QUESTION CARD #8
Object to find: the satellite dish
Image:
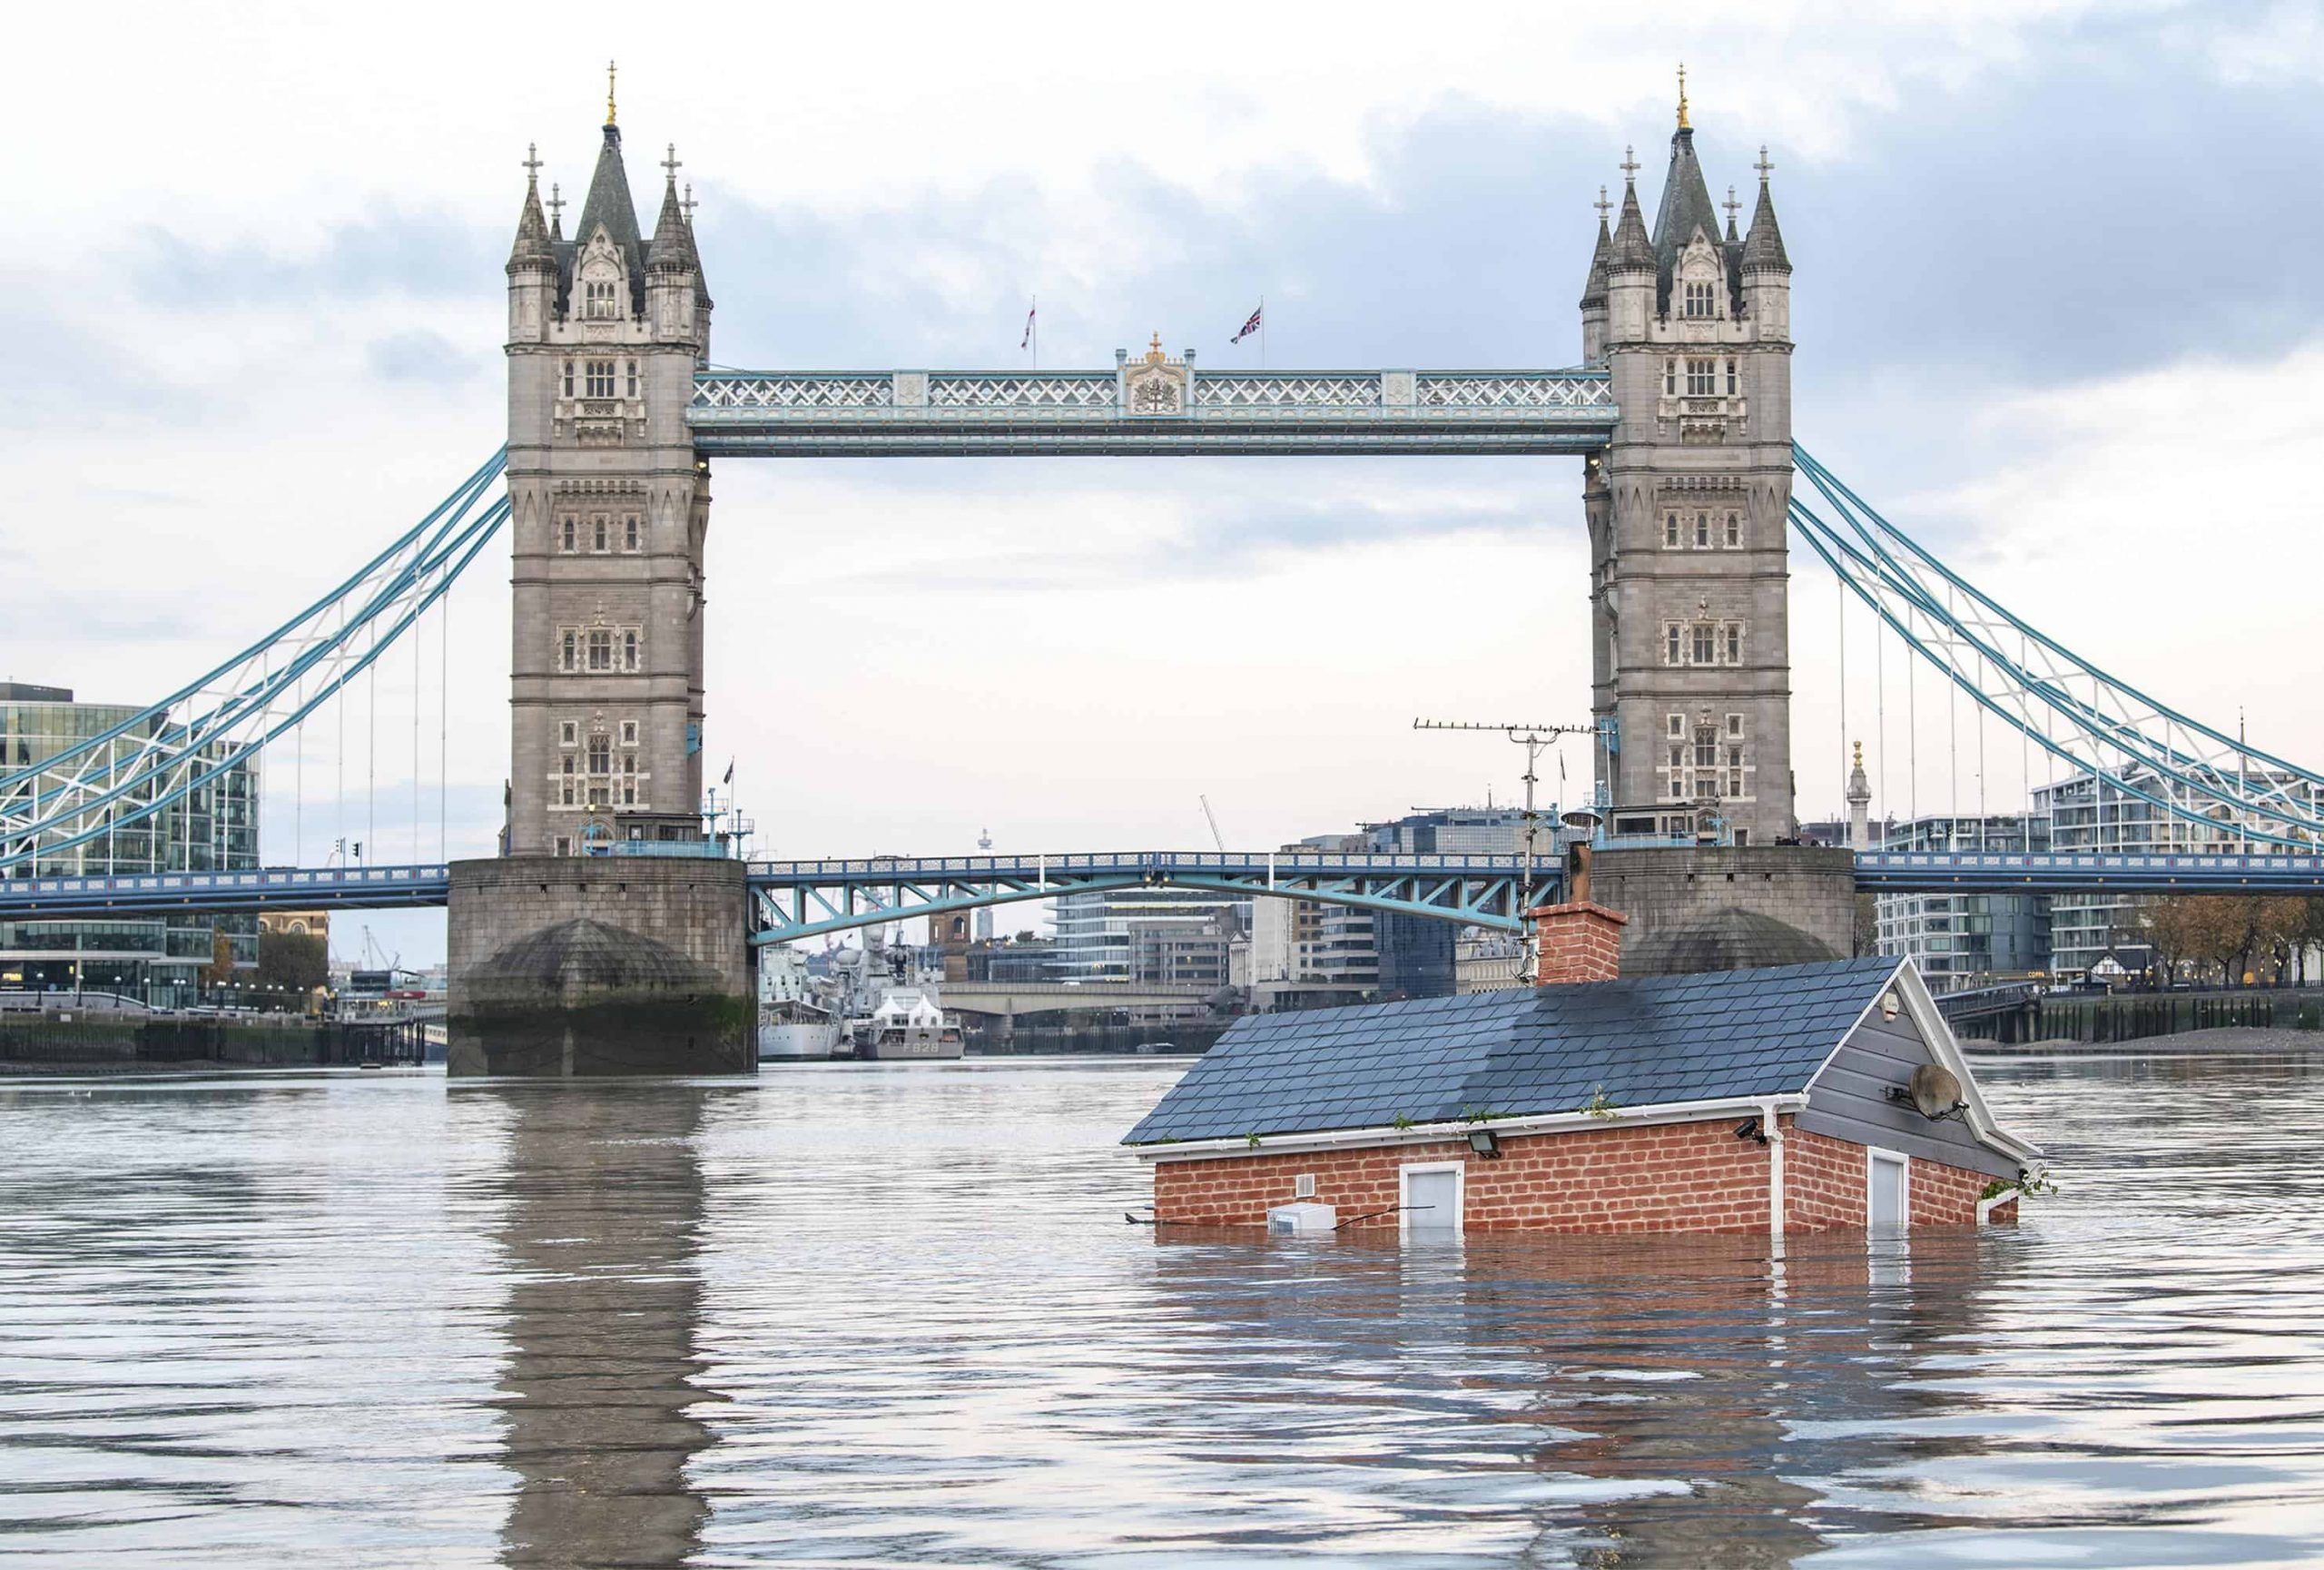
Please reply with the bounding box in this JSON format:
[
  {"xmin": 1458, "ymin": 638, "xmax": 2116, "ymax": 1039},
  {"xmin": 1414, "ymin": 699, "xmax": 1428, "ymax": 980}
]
[
  {"xmin": 1906, "ymin": 1063, "xmax": 1963, "ymax": 1121},
  {"xmin": 1560, "ymin": 810, "xmax": 1601, "ymax": 831}
]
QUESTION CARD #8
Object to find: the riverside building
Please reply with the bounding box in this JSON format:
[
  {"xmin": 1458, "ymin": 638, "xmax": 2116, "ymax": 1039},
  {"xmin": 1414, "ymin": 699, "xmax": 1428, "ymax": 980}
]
[
  {"xmin": 2035, "ymin": 766, "xmax": 2324, "ymax": 978},
  {"xmin": 0, "ymin": 685, "xmax": 259, "ymax": 1006}
]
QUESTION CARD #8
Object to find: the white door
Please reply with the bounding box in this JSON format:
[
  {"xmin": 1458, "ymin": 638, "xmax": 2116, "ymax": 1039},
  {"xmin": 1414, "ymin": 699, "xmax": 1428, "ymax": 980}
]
[
  {"xmin": 1867, "ymin": 1149, "xmax": 1909, "ymax": 1236},
  {"xmin": 1401, "ymin": 1164, "xmax": 1463, "ymax": 1239}
]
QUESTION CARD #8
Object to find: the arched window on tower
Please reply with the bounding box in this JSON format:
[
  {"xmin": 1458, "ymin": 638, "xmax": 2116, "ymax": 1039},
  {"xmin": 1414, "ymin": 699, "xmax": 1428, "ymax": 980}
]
[
  {"xmin": 585, "ymin": 277, "xmax": 619, "ymax": 321},
  {"xmin": 622, "ymin": 629, "xmax": 639, "ymax": 671},
  {"xmin": 1684, "ymin": 280, "xmax": 1716, "ymax": 319},
  {"xmin": 586, "ymin": 736, "xmax": 612, "ymax": 776}
]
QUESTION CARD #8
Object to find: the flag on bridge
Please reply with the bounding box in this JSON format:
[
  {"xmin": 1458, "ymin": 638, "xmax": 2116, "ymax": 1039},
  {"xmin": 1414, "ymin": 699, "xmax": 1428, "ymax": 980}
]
[
  {"xmin": 1230, "ymin": 303, "xmax": 1263, "ymax": 344},
  {"xmin": 1020, "ymin": 301, "xmax": 1037, "ymax": 351},
  {"xmin": 724, "ymin": 758, "xmax": 734, "ymax": 786}
]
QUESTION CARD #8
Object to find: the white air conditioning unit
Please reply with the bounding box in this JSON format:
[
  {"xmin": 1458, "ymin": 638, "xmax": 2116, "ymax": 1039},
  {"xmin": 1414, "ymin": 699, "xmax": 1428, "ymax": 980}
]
[{"xmin": 1267, "ymin": 1202, "xmax": 1337, "ymax": 1236}]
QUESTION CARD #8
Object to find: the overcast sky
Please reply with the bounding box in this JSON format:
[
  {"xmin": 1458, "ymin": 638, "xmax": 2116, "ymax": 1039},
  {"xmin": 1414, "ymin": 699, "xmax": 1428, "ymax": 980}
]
[{"xmin": 10, "ymin": 1, "xmax": 2324, "ymax": 963}]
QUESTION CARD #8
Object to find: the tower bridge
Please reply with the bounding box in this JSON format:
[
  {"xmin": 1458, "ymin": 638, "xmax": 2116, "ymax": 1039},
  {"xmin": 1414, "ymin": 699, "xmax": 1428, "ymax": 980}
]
[{"xmin": 7, "ymin": 80, "xmax": 2324, "ymax": 1073}]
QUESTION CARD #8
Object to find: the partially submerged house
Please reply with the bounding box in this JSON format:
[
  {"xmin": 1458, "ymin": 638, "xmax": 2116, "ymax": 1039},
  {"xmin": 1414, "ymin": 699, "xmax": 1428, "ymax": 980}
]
[{"xmin": 1125, "ymin": 901, "xmax": 2040, "ymax": 1237}]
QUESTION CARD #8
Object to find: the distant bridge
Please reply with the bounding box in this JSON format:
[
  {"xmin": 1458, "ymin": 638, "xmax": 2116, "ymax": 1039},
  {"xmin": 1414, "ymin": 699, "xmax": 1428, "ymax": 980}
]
[
  {"xmin": 942, "ymin": 981, "xmax": 1218, "ymax": 1018},
  {"xmin": 7, "ymin": 849, "xmax": 2324, "ymax": 929}
]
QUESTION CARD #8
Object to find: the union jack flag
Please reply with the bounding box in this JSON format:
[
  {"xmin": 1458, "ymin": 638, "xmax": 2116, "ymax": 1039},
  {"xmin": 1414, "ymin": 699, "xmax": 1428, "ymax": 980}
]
[
  {"xmin": 1021, "ymin": 303, "xmax": 1037, "ymax": 350},
  {"xmin": 1230, "ymin": 304, "xmax": 1263, "ymax": 343}
]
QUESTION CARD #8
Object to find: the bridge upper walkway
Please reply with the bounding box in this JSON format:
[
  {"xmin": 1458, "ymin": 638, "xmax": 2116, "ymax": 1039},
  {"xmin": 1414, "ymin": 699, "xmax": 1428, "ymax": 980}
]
[
  {"xmin": 687, "ymin": 368, "xmax": 1618, "ymax": 457},
  {"xmin": 6, "ymin": 849, "xmax": 2324, "ymax": 929}
]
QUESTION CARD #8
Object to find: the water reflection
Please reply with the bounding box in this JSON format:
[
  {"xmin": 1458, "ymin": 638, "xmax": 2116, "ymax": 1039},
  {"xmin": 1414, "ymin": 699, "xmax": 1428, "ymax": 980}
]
[
  {"xmin": 468, "ymin": 1084, "xmax": 717, "ymax": 1568},
  {"xmin": 5, "ymin": 1056, "xmax": 2324, "ymax": 1565}
]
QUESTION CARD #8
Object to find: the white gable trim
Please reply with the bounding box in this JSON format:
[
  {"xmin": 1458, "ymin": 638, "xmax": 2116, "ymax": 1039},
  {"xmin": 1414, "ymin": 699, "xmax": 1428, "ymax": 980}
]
[{"xmin": 1131, "ymin": 1092, "xmax": 1808, "ymax": 1165}]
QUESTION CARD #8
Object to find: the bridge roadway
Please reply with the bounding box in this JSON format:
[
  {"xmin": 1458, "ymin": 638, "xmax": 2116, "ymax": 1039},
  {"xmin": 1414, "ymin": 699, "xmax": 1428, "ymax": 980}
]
[{"xmin": 5, "ymin": 848, "xmax": 2324, "ymax": 926}]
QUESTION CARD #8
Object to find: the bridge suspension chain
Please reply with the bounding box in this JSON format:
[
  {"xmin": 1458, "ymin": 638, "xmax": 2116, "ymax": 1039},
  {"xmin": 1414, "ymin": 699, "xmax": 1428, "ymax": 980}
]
[
  {"xmin": 0, "ymin": 450, "xmax": 509, "ymax": 873},
  {"xmin": 1791, "ymin": 443, "xmax": 2324, "ymax": 849}
]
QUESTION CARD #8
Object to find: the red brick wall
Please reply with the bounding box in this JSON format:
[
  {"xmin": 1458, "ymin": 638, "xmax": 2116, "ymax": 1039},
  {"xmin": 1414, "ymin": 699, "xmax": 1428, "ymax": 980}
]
[
  {"xmin": 1783, "ymin": 1124, "xmax": 2011, "ymax": 1229},
  {"xmin": 1784, "ymin": 1124, "xmax": 1866, "ymax": 1229},
  {"xmin": 1154, "ymin": 1118, "xmax": 1773, "ymax": 1234},
  {"xmin": 1151, "ymin": 1115, "xmax": 2014, "ymax": 1233}
]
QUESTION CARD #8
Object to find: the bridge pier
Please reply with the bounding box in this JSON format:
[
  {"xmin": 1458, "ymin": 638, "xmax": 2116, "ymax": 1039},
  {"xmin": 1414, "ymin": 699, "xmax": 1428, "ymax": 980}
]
[
  {"xmin": 1587, "ymin": 845, "xmax": 1857, "ymax": 972},
  {"xmin": 446, "ymin": 857, "xmax": 753, "ymax": 1077}
]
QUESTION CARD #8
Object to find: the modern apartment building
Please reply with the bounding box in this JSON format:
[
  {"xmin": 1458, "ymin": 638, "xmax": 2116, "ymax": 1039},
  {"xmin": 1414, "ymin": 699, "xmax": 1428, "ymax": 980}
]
[
  {"xmin": 2035, "ymin": 765, "xmax": 2324, "ymax": 977},
  {"xmin": 1871, "ymin": 815, "xmax": 2051, "ymax": 991}
]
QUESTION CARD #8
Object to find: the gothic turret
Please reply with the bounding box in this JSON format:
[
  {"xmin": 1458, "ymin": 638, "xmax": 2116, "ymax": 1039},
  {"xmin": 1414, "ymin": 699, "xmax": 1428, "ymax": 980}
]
[
  {"xmin": 1742, "ymin": 153, "xmax": 1791, "ymax": 340},
  {"xmin": 507, "ymin": 147, "xmax": 556, "ymax": 344},
  {"xmin": 1606, "ymin": 164, "xmax": 1656, "ymax": 342},
  {"xmin": 1579, "ymin": 202, "xmax": 1611, "ymax": 363},
  {"xmin": 646, "ymin": 156, "xmax": 702, "ymax": 348}
]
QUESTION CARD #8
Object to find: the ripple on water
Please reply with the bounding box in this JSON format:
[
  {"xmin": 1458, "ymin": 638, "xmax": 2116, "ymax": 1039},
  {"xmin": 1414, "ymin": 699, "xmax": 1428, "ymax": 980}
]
[{"xmin": 0, "ymin": 1052, "xmax": 2320, "ymax": 1565}]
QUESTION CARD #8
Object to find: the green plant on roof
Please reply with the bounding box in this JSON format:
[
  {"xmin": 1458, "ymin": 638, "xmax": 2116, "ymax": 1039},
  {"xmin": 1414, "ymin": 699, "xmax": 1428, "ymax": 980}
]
[
  {"xmin": 1582, "ymin": 1085, "xmax": 1620, "ymax": 1121},
  {"xmin": 1392, "ymin": 1113, "xmax": 1416, "ymax": 1131},
  {"xmin": 1458, "ymin": 1105, "xmax": 1502, "ymax": 1124},
  {"xmin": 1246, "ymin": 1131, "xmax": 1263, "ymax": 1149}
]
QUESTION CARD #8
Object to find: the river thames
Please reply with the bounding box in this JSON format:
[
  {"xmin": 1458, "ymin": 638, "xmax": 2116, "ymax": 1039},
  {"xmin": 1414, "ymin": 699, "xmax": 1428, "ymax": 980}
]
[{"xmin": 3, "ymin": 1049, "xmax": 2320, "ymax": 1567}]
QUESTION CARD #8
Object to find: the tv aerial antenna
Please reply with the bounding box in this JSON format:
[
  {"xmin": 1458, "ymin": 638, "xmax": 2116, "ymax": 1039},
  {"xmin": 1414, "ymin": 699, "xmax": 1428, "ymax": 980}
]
[{"xmin": 1411, "ymin": 719, "xmax": 1593, "ymax": 906}]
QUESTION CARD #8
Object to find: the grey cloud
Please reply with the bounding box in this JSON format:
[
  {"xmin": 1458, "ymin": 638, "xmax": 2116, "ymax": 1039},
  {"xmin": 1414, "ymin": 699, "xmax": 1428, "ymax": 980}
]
[
  {"xmin": 131, "ymin": 206, "xmax": 497, "ymax": 307},
  {"xmin": 367, "ymin": 329, "xmax": 475, "ymax": 386},
  {"xmin": 0, "ymin": 307, "xmax": 204, "ymax": 432}
]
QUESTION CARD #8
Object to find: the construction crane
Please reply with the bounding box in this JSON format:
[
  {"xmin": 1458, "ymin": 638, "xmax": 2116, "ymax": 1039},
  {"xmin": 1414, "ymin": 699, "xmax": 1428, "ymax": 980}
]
[
  {"xmin": 1411, "ymin": 719, "xmax": 1593, "ymax": 905},
  {"xmin": 1198, "ymin": 795, "xmax": 1227, "ymax": 853}
]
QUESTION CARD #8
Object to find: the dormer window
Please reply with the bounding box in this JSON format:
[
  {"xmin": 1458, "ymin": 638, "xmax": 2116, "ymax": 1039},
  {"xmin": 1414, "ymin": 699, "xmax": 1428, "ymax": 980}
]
[
  {"xmin": 585, "ymin": 277, "xmax": 619, "ymax": 321},
  {"xmin": 1684, "ymin": 280, "xmax": 1717, "ymax": 319}
]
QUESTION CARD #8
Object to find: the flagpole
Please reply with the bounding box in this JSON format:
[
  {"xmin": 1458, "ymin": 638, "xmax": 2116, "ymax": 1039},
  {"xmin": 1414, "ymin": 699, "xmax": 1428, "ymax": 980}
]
[
  {"xmin": 1259, "ymin": 295, "xmax": 1266, "ymax": 370},
  {"xmin": 1031, "ymin": 294, "xmax": 1038, "ymax": 372}
]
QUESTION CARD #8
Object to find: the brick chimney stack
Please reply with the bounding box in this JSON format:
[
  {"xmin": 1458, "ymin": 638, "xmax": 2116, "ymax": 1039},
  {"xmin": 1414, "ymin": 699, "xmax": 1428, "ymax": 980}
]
[
  {"xmin": 1526, "ymin": 900, "xmax": 1629, "ymax": 985},
  {"xmin": 1525, "ymin": 843, "xmax": 1627, "ymax": 985}
]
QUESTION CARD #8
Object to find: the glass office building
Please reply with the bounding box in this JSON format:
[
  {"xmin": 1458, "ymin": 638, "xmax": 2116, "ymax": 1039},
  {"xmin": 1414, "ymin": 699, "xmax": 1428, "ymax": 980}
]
[
  {"xmin": 1049, "ymin": 885, "xmax": 1251, "ymax": 983},
  {"xmin": 0, "ymin": 685, "xmax": 259, "ymax": 1005}
]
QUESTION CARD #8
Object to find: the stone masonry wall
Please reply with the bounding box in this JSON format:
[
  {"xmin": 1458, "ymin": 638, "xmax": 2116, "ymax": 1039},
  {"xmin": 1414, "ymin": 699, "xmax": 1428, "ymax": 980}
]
[
  {"xmin": 1150, "ymin": 1114, "xmax": 2010, "ymax": 1234},
  {"xmin": 447, "ymin": 855, "xmax": 750, "ymax": 1075},
  {"xmin": 448, "ymin": 856, "xmax": 747, "ymax": 997},
  {"xmin": 1590, "ymin": 844, "xmax": 1857, "ymax": 967}
]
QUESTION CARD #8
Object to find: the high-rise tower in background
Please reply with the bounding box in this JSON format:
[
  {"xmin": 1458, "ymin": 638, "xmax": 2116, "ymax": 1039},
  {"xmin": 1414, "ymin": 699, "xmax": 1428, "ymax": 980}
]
[
  {"xmin": 1581, "ymin": 87, "xmax": 1795, "ymax": 845},
  {"xmin": 503, "ymin": 82, "xmax": 714, "ymax": 854}
]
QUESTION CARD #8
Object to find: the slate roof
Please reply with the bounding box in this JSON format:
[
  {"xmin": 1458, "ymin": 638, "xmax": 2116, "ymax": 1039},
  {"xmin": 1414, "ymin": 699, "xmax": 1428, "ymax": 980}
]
[
  {"xmin": 1122, "ymin": 956, "xmax": 1904, "ymax": 1146},
  {"xmin": 1650, "ymin": 126, "xmax": 1728, "ymax": 315},
  {"xmin": 565, "ymin": 123, "xmax": 648, "ymax": 313}
]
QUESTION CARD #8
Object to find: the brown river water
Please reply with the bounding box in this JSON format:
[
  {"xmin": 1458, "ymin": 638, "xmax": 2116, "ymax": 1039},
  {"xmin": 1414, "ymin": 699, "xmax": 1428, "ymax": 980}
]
[{"xmin": 2, "ymin": 1050, "xmax": 2320, "ymax": 1567}]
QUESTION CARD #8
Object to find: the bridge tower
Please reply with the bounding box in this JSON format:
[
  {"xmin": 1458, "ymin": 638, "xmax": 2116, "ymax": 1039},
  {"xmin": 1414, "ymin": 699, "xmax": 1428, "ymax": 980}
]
[
  {"xmin": 504, "ymin": 92, "xmax": 713, "ymax": 856},
  {"xmin": 448, "ymin": 87, "xmax": 750, "ymax": 1078},
  {"xmin": 1582, "ymin": 90, "xmax": 1794, "ymax": 846}
]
